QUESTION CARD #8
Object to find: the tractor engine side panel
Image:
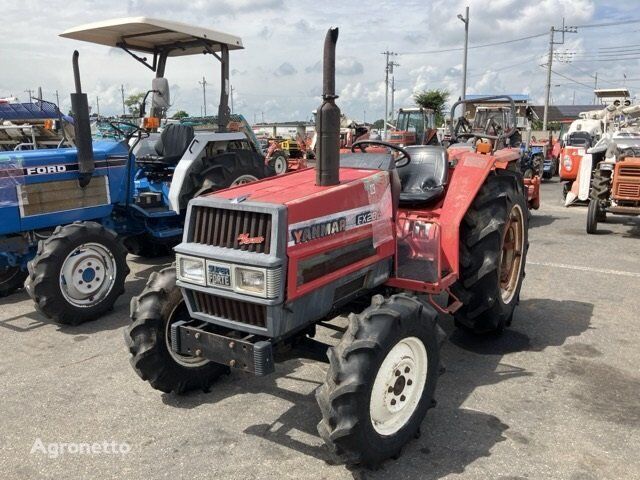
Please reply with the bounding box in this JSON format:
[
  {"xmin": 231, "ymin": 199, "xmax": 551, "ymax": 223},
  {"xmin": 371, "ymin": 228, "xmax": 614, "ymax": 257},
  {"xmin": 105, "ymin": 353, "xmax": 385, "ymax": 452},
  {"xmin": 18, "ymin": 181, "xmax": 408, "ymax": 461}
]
[{"xmin": 613, "ymin": 158, "xmax": 640, "ymax": 202}]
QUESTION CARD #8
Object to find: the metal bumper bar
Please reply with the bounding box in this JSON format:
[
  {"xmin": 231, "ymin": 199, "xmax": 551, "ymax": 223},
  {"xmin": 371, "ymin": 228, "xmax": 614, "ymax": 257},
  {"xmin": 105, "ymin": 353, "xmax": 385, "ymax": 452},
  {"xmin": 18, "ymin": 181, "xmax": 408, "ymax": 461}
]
[{"xmin": 170, "ymin": 321, "xmax": 275, "ymax": 376}]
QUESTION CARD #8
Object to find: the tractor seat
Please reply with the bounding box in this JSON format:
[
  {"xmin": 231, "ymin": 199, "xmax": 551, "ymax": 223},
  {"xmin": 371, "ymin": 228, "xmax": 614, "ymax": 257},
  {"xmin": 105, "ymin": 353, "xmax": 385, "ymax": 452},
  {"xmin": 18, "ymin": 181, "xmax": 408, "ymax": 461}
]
[
  {"xmin": 137, "ymin": 124, "xmax": 195, "ymax": 166},
  {"xmin": 398, "ymin": 145, "xmax": 448, "ymax": 205}
]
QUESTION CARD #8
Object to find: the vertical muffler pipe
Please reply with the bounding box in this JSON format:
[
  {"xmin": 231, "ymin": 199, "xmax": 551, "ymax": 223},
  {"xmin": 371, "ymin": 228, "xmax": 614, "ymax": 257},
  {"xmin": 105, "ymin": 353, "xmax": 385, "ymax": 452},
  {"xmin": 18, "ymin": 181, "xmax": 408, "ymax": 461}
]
[
  {"xmin": 70, "ymin": 51, "xmax": 94, "ymax": 188},
  {"xmin": 316, "ymin": 28, "xmax": 340, "ymax": 187}
]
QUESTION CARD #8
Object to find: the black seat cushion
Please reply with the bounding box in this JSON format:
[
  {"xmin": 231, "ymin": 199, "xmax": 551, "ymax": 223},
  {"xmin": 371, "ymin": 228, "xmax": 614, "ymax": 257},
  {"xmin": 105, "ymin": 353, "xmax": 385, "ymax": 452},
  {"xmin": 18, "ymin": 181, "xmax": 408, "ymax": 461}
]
[
  {"xmin": 398, "ymin": 145, "xmax": 448, "ymax": 205},
  {"xmin": 138, "ymin": 124, "xmax": 195, "ymax": 165}
]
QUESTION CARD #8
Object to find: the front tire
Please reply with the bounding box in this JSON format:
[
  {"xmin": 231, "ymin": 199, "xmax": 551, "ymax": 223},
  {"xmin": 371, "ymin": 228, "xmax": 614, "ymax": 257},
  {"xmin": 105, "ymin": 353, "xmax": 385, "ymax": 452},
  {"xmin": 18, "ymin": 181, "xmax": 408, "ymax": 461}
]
[
  {"xmin": 586, "ymin": 199, "xmax": 600, "ymax": 234},
  {"xmin": 452, "ymin": 170, "xmax": 529, "ymax": 334},
  {"xmin": 25, "ymin": 222, "xmax": 128, "ymax": 325},
  {"xmin": 126, "ymin": 267, "xmax": 228, "ymax": 394},
  {"xmin": 317, "ymin": 294, "xmax": 444, "ymax": 467},
  {"xmin": 0, "ymin": 266, "xmax": 27, "ymax": 297}
]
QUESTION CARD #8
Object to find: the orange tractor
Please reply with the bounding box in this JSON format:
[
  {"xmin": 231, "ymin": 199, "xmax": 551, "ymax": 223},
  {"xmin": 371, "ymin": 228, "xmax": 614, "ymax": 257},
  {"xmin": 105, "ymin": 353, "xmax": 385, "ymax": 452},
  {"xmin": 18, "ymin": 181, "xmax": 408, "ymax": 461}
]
[{"xmin": 587, "ymin": 143, "xmax": 640, "ymax": 233}]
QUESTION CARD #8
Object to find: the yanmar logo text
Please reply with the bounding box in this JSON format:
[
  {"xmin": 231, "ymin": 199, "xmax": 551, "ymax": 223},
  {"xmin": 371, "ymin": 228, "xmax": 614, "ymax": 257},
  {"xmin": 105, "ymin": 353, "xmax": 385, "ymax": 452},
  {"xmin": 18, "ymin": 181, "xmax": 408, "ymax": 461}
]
[
  {"xmin": 237, "ymin": 233, "xmax": 265, "ymax": 245},
  {"xmin": 291, "ymin": 217, "xmax": 346, "ymax": 245}
]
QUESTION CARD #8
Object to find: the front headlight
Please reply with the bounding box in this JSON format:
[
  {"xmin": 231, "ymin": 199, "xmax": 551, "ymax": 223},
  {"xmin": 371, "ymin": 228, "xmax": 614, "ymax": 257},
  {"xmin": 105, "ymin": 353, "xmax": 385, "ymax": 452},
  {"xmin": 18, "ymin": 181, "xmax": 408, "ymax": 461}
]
[
  {"xmin": 563, "ymin": 155, "xmax": 573, "ymax": 170},
  {"xmin": 235, "ymin": 266, "xmax": 265, "ymax": 295},
  {"xmin": 177, "ymin": 255, "xmax": 206, "ymax": 285}
]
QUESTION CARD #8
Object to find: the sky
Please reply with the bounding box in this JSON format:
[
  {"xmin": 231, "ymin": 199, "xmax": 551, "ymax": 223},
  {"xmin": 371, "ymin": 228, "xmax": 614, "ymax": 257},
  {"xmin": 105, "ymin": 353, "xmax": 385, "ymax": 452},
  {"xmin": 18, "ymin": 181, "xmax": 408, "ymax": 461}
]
[{"xmin": 2, "ymin": 0, "xmax": 640, "ymax": 123}]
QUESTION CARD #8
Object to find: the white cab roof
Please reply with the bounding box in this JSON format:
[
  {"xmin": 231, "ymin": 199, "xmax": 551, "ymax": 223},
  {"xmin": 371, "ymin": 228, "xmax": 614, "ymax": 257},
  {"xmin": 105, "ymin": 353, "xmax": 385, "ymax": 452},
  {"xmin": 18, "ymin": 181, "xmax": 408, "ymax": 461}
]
[{"xmin": 60, "ymin": 17, "xmax": 243, "ymax": 56}]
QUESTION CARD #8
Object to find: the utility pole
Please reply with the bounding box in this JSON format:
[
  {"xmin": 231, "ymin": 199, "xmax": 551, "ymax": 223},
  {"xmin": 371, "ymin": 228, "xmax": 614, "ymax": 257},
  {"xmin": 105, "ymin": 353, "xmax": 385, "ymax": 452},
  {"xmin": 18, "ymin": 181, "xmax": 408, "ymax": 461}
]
[
  {"xmin": 37, "ymin": 87, "xmax": 43, "ymax": 110},
  {"xmin": 96, "ymin": 96, "xmax": 100, "ymax": 118},
  {"xmin": 24, "ymin": 89, "xmax": 33, "ymax": 103},
  {"xmin": 381, "ymin": 50, "xmax": 398, "ymax": 139},
  {"xmin": 594, "ymin": 72, "xmax": 598, "ymax": 104},
  {"xmin": 457, "ymin": 6, "xmax": 470, "ymax": 100},
  {"xmin": 363, "ymin": 109, "xmax": 366, "ymax": 124},
  {"xmin": 120, "ymin": 84, "xmax": 126, "ymax": 116},
  {"xmin": 261, "ymin": 111, "xmax": 265, "ymax": 123},
  {"xmin": 543, "ymin": 19, "xmax": 577, "ymax": 131},
  {"xmin": 230, "ymin": 85, "xmax": 235, "ymax": 114},
  {"xmin": 572, "ymin": 90, "xmax": 576, "ymax": 105},
  {"xmin": 55, "ymin": 90, "xmax": 60, "ymax": 109},
  {"xmin": 199, "ymin": 76, "xmax": 208, "ymax": 117},
  {"xmin": 390, "ymin": 76, "xmax": 395, "ymax": 121}
]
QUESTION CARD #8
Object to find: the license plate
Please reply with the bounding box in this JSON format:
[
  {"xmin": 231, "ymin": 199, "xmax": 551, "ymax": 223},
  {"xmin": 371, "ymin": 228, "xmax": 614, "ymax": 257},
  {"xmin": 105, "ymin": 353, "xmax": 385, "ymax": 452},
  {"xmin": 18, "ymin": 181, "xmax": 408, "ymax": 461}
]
[{"xmin": 208, "ymin": 264, "xmax": 231, "ymax": 288}]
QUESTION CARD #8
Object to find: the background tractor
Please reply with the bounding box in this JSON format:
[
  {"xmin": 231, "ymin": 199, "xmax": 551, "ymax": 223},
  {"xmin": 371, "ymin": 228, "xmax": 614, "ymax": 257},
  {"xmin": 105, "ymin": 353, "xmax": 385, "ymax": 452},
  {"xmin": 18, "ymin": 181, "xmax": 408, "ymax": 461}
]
[
  {"xmin": 126, "ymin": 28, "xmax": 529, "ymax": 467},
  {"xmin": 386, "ymin": 107, "xmax": 438, "ymax": 147},
  {"xmin": 587, "ymin": 140, "xmax": 640, "ymax": 234},
  {"xmin": 0, "ymin": 18, "xmax": 272, "ymax": 321}
]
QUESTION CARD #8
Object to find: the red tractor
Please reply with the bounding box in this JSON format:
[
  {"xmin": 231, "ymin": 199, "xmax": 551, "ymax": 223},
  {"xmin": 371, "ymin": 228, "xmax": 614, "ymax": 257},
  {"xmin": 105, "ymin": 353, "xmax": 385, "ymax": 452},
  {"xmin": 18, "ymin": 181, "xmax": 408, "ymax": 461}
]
[
  {"xmin": 126, "ymin": 29, "xmax": 529, "ymax": 467},
  {"xmin": 387, "ymin": 107, "xmax": 438, "ymax": 146}
]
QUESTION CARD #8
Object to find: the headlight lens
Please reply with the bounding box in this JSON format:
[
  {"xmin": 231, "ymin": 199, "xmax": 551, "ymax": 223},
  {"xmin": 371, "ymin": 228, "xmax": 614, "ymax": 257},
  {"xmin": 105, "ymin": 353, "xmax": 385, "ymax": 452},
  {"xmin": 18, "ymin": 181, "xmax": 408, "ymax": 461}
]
[
  {"xmin": 563, "ymin": 156, "xmax": 572, "ymax": 170},
  {"xmin": 177, "ymin": 255, "xmax": 205, "ymax": 285},
  {"xmin": 235, "ymin": 267, "xmax": 265, "ymax": 294}
]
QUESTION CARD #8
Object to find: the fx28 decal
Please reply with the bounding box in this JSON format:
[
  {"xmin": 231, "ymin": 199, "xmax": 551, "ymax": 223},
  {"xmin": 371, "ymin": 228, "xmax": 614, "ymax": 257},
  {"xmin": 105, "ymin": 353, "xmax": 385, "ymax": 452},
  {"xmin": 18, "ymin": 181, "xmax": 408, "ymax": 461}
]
[{"xmin": 26, "ymin": 165, "xmax": 67, "ymax": 175}]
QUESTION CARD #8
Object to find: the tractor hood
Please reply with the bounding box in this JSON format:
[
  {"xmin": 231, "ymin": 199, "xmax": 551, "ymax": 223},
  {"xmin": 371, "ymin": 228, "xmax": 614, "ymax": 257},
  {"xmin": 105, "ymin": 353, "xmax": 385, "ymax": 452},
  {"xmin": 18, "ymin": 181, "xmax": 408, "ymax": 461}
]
[{"xmin": 205, "ymin": 167, "xmax": 390, "ymax": 225}]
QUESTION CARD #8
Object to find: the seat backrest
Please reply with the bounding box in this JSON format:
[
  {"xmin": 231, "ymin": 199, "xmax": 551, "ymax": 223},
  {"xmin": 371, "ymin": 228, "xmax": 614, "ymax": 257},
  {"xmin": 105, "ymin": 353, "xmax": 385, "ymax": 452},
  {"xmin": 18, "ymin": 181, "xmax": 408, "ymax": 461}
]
[
  {"xmin": 398, "ymin": 145, "xmax": 449, "ymax": 205},
  {"xmin": 155, "ymin": 124, "xmax": 195, "ymax": 159}
]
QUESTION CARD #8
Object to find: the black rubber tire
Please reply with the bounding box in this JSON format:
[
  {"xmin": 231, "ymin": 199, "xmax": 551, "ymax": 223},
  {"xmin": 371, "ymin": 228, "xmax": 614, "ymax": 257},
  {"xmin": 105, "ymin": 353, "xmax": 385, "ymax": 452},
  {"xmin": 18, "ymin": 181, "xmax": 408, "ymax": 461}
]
[
  {"xmin": 269, "ymin": 151, "xmax": 288, "ymax": 174},
  {"xmin": 562, "ymin": 181, "xmax": 572, "ymax": 199},
  {"xmin": 25, "ymin": 222, "xmax": 129, "ymax": 325},
  {"xmin": 586, "ymin": 199, "xmax": 599, "ymax": 234},
  {"xmin": 316, "ymin": 294, "xmax": 444, "ymax": 467},
  {"xmin": 126, "ymin": 266, "xmax": 228, "ymax": 394},
  {"xmin": 0, "ymin": 266, "xmax": 27, "ymax": 297},
  {"xmin": 590, "ymin": 169, "xmax": 611, "ymax": 224},
  {"xmin": 451, "ymin": 170, "xmax": 529, "ymax": 334},
  {"xmin": 194, "ymin": 153, "xmax": 271, "ymax": 197}
]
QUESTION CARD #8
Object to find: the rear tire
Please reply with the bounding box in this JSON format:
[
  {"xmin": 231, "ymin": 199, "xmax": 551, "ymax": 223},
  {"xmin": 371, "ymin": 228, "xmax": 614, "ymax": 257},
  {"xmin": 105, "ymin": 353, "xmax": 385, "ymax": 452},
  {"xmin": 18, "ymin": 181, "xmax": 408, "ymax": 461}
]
[
  {"xmin": 193, "ymin": 152, "xmax": 270, "ymax": 197},
  {"xmin": 25, "ymin": 222, "xmax": 128, "ymax": 325},
  {"xmin": 452, "ymin": 170, "xmax": 529, "ymax": 334},
  {"xmin": 317, "ymin": 294, "xmax": 444, "ymax": 467},
  {"xmin": 126, "ymin": 266, "xmax": 228, "ymax": 394},
  {"xmin": 269, "ymin": 151, "xmax": 288, "ymax": 174},
  {"xmin": 0, "ymin": 266, "xmax": 27, "ymax": 297}
]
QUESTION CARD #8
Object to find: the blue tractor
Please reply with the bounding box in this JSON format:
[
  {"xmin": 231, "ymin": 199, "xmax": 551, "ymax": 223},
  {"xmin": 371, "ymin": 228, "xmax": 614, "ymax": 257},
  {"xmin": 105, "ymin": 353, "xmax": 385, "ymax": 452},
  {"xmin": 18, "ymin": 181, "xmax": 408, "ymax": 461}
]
[{"xmin": 0, "ymin": 18, "xmax": 272, "ymax": 324}]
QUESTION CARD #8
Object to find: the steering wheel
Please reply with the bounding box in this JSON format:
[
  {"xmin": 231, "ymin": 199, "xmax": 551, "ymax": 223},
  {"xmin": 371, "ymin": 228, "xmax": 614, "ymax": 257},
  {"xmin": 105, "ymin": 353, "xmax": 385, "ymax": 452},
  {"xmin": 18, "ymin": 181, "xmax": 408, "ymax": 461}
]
[
  {"xmin": 351, "ymin": 139, "xmax": 411, "ymax": 168},
  {"xmin": 109, "ymin": 120, "xmax": 148, "ymax": 142}
]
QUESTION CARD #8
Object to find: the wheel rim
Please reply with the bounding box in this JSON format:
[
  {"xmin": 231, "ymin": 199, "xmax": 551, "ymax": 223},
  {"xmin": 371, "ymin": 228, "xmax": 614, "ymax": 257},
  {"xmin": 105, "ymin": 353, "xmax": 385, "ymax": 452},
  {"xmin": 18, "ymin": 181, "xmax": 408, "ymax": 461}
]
[
  {"xmin": 499, "ymin": 204, "xmax": 525, "ymax": 304},
  {"xmin": 164, "ymin": 302, "xmax": 209, "ymax": 368},
  {"xmin": 0, "ymin": 266, "xmax": 21, "ymax": 285},
  {"xmin": 59, "ymin": 243, "xmax": 117, "ymax": 307},
  {"xmin": 230, "ymin": 174, "xmax": 258, "ymax": 186},
  {"xmin": 274, "ymin": 156, "xmax": 287, "ymax": 174},
  {"xmin": 369, "ymin": 336, "xmax": 428, "ymax": 436}
]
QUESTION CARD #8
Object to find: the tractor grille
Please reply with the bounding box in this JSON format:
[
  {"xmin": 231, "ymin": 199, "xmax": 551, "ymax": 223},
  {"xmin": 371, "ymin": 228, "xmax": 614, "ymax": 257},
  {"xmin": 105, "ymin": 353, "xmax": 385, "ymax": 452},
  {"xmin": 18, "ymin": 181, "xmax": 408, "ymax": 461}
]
[
  {"xmin": 190, "ymin": 206, "xmax": 272, "ymax": 254},
  {"xmin": 192, "ymin": 291, "xmax": 267, "ymax": 328},
  {"xmin": 615, "ymin": 183, "xmax": 640, "ymax": 198},
  {"xmin": 619, "ymin": 166, "xmax": 640, "ymax": 177}
]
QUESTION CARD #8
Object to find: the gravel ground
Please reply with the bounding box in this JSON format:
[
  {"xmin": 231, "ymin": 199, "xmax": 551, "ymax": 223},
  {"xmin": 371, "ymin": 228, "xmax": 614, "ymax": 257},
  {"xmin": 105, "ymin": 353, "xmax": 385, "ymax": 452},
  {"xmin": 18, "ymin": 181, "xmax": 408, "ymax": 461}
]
[{"xmin": 1, "ymin": 179, "xmax": 639, "ymax": 480}]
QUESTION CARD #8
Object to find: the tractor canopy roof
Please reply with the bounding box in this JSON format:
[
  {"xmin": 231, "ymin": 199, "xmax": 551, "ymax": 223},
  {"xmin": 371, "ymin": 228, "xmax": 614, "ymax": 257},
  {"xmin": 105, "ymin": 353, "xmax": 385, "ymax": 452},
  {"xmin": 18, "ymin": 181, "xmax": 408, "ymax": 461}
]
[{"xmin": 60, "ymin": 17, "xmax": 243, "ymax": 57}]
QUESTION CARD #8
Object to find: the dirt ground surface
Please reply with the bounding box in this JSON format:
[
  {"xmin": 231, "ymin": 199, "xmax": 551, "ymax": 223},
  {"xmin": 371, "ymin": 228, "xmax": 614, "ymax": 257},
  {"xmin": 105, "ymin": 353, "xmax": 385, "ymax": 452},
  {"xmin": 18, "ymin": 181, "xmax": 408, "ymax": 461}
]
[{"xmin": 1, "ymin": 179, "xmax": 639, "ymax": 480}]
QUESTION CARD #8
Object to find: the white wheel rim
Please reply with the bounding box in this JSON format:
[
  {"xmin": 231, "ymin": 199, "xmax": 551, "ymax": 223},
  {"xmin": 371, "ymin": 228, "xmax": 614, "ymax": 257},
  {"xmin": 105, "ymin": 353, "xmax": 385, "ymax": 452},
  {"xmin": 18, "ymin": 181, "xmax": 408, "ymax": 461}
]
[
  {"xmin": 274, "ymin": 156, "xmax": 287, "ymax": 174},
  {"xmin": 370, "ymin": 336, "xmax": 428, "ymax": 436},
  {"xmin": 231, "ymin": 174, "xmax": 258, "ymax": 186},
  {"xmin": 59, "ymin": 242, "xmax": 117, "ymax": 307},
  {"xmin": 164, "ymin": 302, "xmax": 209, "ymax": 367}
]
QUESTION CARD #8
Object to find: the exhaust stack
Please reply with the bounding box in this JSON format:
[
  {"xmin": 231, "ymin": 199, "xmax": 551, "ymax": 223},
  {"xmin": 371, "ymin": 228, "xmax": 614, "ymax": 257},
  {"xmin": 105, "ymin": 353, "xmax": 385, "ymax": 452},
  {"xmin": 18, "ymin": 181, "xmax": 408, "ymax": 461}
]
[
  {"xmin": 316, "ymin": 28, "xmax": 340, "ymax": 187},
  {"xmin": 70, "ymin": 51, "xmax": 94, "ymax": 188}
]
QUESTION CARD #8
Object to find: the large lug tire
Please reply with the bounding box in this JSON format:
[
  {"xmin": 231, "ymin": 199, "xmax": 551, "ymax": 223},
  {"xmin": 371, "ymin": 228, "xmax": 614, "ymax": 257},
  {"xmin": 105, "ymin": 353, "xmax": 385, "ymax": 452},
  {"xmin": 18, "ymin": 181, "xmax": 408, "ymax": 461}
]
[
  {"xmin": 25, "ymin": 222, "xmax": 128, "ymax": 325},
  {"xmin": 452, "ymin": 170, "xmax": 529, "ymax": 334},
  {"xmin": 0, "ymin": 266, "xmax": 27, "ymax": 297},
  {"xmin": 193, "ymin": 152, "xmax": 272, "ymax": 198},
  {"xmin": 125, "ymin": 266, "xmax": 228, "ymax": 394},
  {"xmin": 590, "ymin": 169, "xmax": 611, "ymax": 224},
  {"xmin": 562, "ymin": 181, "xmax": 572, "ymax": 200},
  {"xmin": 317, "ymin": 294, "xmax": 444, "ymax": 467}
]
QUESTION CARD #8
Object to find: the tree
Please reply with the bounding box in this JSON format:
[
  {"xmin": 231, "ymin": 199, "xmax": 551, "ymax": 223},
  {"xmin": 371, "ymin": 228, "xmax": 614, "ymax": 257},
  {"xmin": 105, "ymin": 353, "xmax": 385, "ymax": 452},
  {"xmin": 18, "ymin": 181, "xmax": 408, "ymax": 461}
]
[
  {"xmin": 414, "ymin": 89, "xmax": 450, "ymax": 126},
  {"xmin": 124, "ymin": 92, "xmax": 145, "ymax": 117},
  {"xmin": 372, "ymin": 119, "xmax": 385, "ymax": 129},
  {"xmin": 172, "ymin": 110, "xmax": 189, "ymax": 119}
]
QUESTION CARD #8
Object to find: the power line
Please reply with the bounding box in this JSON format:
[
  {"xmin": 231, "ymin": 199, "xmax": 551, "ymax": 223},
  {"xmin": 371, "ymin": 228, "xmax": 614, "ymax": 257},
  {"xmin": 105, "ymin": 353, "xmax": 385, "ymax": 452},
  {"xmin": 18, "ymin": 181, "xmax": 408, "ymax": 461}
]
[
  {"xmin": 551, "ymin": 69, "xmax": 595, "ymax": 89},
  {"xmin": 574, "ymin": 18, "xmax": 640, "ymax": 28},
  {"xmin": 400, "ymin": 32, "xmax": 547, "ymax": 55}
]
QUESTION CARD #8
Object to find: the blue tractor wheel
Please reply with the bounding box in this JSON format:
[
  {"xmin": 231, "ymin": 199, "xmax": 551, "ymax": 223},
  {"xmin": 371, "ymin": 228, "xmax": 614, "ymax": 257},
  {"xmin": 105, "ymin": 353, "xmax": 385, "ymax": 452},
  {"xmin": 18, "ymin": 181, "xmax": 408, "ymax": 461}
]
[{"xmin": 25, "ymin": 222, "xmax": 129, "ymax": 325}]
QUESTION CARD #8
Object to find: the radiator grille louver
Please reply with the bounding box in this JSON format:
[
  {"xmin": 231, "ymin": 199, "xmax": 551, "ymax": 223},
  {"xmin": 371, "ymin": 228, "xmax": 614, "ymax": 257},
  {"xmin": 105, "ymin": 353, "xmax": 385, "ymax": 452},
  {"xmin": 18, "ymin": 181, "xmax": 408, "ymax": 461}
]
[
  {"xmin": 619, "ymin": 166, "xmax": 640, "ymax": 177},
  {"xmin": 616, "ymin": 183, "xmax": 640, "ymax": 198},
  {"xmin": 190, "ymin": 206, "xmax": 272, "ymax": 254},
  {"xmin": 192, "ymin": 291, "xmax": 267, "ymax": 328}
]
